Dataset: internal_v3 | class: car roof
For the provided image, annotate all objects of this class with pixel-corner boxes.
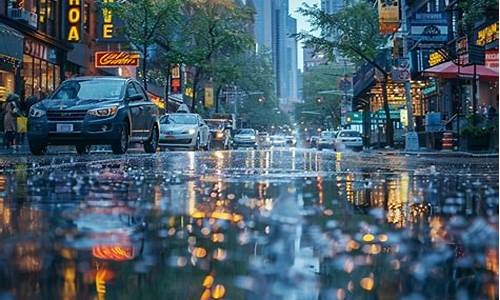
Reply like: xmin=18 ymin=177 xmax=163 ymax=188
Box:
xmin=67 ymin=76 xmax=130 ymax=81
xmin=167 ymin=113 xmax=198 ymax=116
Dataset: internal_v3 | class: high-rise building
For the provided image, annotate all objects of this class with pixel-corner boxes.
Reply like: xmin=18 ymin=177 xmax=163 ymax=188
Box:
xmin=321 ymin=0 xmax=345 ymax=14
xmin=253 ymin=0 xmax=298 ymax=105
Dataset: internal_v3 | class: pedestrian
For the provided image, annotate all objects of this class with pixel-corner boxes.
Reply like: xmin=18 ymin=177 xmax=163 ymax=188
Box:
xmin=3 ymin=94 xmax=20 ymax=149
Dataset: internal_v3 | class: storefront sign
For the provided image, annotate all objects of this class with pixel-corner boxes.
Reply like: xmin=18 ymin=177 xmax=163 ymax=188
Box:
xmin=67 ymin=0 xmax=81 ymax=42
xmin=24 ymin=39 xmax=57 ymax=63
xmin=392 ymin=58 xmax=411 ymax=82
xmin=456 ymin=37 xmax=469 ymax=65
xmin=476 ymin=22 xmax=499 ymax=46
xmin=102 ymin=0 xmax=114 ymax=39
xmin=95 ymin=51 xmax=140 ymax=68
xmin=204 ymin=86 xmax=214 ymax=108
xmin=410 ymin=25 xmax=448 ymax=42
xmin=422 ymin=82 xmax=437 ymax=96
xmin=485 ymin=49 xmax=499 ymax=68
xmin=378 ymin=0 xmax=399 ymax=34
xmin=428 ymin=50 xmax=446 ymax=67
xmin=170 ymin=64 xmax=181 ymax=94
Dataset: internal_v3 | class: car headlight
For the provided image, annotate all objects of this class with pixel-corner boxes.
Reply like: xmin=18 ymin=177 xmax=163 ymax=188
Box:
xmin=250 ymin=136 xmax=255 ymax=140
xmin=29 ymin=107 xmax=46 ymax=118
xmin=88 ymin=106 xmax=118 ymax=117
xmin=215 ymin=132 xmax=224 ymax=138
xmin=187 ymin=128 xmax=196 ymax=135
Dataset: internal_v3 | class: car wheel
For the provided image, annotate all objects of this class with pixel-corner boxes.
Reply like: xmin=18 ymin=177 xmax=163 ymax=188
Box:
xmin=111 ymin=123 xmax=129 ymax=154
xmin=204 ymin=138 xmax=211 ymax=151
xmin=144 ymin=126 xmax=159 ymax=153
xmin=29 ymin=141 xmax=47 ymax=156
xmin=193 ymin=135 xmax=200 ymax=151
xmin=76 ymin=144 xmax=91 ymax=155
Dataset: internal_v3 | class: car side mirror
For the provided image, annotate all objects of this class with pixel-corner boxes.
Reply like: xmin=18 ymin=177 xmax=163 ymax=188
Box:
xmin=127 ymin=94 xmax=143 ymax=102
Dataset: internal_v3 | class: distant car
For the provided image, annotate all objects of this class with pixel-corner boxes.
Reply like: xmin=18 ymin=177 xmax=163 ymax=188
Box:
xmin=285 ymin=135 xmax=297 ymax=146
xmin=205 ymin=119 xmax=232 ymax=149
xmin=308 ymin=136 xmax=319 ymax=148
xmin=257 ymin=131 xmax=271 ymax=148
xmin=159 ymin=113 xmax=210 ymax=150
xmin=233 ymin=128 xmax=257 ymax=149
xmin=27 ymin=76 xmax=160 ymax=155
xmin=317 ymin=131 xmax=337 ymax=151
xmin=270 ymin=135 xmax=287 ymax=147
xmin=335 ymin=130 xmax=363 ymax=151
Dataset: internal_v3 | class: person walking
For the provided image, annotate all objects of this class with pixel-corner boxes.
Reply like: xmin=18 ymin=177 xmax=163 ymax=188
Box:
xmin=3 ymin=94 xmax=20 ymax=149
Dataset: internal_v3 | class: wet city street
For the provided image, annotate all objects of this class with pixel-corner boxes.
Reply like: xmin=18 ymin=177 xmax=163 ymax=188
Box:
xmin=0 ymin=148 xmax=497 ymax=300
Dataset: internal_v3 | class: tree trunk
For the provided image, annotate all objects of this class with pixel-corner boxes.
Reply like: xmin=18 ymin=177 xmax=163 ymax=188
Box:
xmin=164 ymin=63 xmax=171 ymax=113
xmin=215 ymin=85 xmax=223 ymax=113
xmin=381 ymin=75 xmax=394 ymax=147
xmin=191 ymin=70 xmax=200 ymax=112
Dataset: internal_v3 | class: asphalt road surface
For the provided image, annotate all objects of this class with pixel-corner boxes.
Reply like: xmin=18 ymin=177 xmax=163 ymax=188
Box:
xmin=0 ymin=148 xmax=497 ymax=300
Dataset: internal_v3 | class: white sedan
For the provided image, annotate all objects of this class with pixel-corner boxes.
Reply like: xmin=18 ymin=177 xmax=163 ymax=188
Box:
xmin=335 ymin=130 xmax=363 ymax=151
xmin=159 ymin=113 xmax=210 ymax=150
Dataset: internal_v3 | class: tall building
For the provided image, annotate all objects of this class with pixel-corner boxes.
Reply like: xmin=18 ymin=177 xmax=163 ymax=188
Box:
xmin=253 ymin=0 xmax=298 ymax=105
xmin=253 ymin=0 xmax=272 ymax=52
xmin=303 ymin=46 xmax=328 ymax=72
xmin=321 ymin=0 xmax=345 ymax=14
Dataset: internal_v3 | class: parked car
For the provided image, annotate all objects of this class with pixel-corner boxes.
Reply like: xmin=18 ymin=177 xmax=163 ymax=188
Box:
xmin=27 ymin=76 xmax=160 ymax=155
xmin=257 ymin=131 xmax=271 ymax=148
xmin=335 ymin=130 xmax=363 ymax=151
xmin=317 ymin=131 xmax=337 ymax=151
xmin=233 ymin=128 xmax=257 ymax=149
xmin=285 ymin=135 xmax=297 ymax=147
xmin=270 ymin=135 xmax=287 ymax=147
xmin=159 ymin=113 xmax=210 ymax=150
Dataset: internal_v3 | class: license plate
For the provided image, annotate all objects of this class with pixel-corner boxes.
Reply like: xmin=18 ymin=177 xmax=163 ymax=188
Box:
xmin=165 ymin=135 xmax=176 ymax=140
xmin=56 ymin=123 xmax=73 ymax=132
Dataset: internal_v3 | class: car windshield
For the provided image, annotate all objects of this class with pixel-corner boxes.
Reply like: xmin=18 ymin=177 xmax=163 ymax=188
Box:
xmin=161 ymin=115 xmax=198 ymax=125
xmin=52 ymin=79 xmax=124 ymax=100
xmin=272 ymin=136 xmax=285 ymax=140
xmin=321 ymin=132 xmax=335 ymax=138
xmin=236 ymin=129 xmax=255 ymax=135
xmin=206 ymin=121 xmax=226 ymax=130
xmin=339 ymin=131 xmax=361 ymax=137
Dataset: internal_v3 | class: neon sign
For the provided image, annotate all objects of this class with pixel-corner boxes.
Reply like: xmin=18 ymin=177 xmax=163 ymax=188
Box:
xmin=67 ymin=0 xmax=81 ymax=42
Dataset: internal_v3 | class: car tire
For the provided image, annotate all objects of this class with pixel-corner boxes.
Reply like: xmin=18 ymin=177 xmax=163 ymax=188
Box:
xmin=204 ymin=138 xmax=211 ymax=151
xmin=29 ymin=141 xmax=47 ymax=156
xmin=144 ymin=125 xmax=159 ymax=153
xmin=193 ymin=135 xmax=200 ymax=151
xmin=111 ymin=123 xmax=129 ymax=154
xmin=76 ymin=144 xmax=91 ymax=155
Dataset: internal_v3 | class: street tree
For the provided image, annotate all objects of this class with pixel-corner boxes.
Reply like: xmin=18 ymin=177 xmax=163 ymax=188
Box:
xmin=295 ymin=65 xmax=344 ymax=131
xmin=297 ymin=1 xmax=396 ymax=147
xmin=178 ymin=0 xmax=254 ymax=112
xmin=104 ymin=0 xmax=181 ymax=89
xmin=219 ymin=49 xmax=288 ymax=129
xmin=459 ymin=0 xmax=498 ymax=32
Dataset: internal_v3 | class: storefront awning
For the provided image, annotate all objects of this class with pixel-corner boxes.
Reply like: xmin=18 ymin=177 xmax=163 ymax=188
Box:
xmin=423 ymin=61 xmax=499 ymax=81
xmin=0 ymin=23 xmax=23 ymax=61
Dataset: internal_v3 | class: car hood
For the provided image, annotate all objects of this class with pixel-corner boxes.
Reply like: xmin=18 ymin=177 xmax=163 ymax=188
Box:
xmin=37 ymin=98 xmax=121 ymax=111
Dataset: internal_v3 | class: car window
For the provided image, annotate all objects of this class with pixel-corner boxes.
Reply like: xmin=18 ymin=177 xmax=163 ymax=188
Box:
xmin=133 ymin=82 xmax=148 ymax=101
xmin=339 ymin=131 xmax=361 ymax=137
xmin=52 ymin=79 xmax=124 ymax=101
xmin=320 ymin=132 xmax=335 ymax=138
xmin=126 ymin=83 xmax=139 ymax=99
xmin=236 ymin=129 xmax=255 ymax=135
xmin=160 ymin=114 xmax=198 ymax=124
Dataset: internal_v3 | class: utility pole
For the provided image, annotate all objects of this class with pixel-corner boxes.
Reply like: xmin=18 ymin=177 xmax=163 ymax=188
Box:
xmin=401 ymin=0 xmax=419 ymax=151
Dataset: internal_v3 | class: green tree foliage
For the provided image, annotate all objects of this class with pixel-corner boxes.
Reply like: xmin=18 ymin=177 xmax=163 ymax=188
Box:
xmin=297 ymin=0 xmax=395 ymax=146
xmin=103 ymin=0 xmax=181 ymax=89
xmin=228 ymin=50 xmax=288 ymax=128
xmin=178 ymin=0 xmax=254 ymax=111
xmin=296 ymin=1 xmax=387 ymax=66
xmin=459 ymin=0 xmax=498 ymax=31
xmin=295 ymin=65 xmax=344 ymax=131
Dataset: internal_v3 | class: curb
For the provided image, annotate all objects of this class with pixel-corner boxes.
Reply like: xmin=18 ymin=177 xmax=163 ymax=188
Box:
xmin=380 ymin=150 xmax=499 ymax=158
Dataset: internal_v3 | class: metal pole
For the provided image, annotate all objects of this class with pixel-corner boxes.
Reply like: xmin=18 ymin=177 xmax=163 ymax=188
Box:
xmin=401 ymin=0 xmax=419 ymax=151
xmin=472 ymin=63 xmax=478 ymax=124
xmin=457 ymin=63 xmax=461 ymax=150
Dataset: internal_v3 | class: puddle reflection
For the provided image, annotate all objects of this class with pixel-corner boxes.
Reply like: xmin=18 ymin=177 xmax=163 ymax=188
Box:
xmin=0 ymin=150 xmax=497 ymax=299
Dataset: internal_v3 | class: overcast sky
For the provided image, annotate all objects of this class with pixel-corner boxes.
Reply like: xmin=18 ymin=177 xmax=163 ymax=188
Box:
xmin=290 ymin=0 xmax=320 ymax=71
